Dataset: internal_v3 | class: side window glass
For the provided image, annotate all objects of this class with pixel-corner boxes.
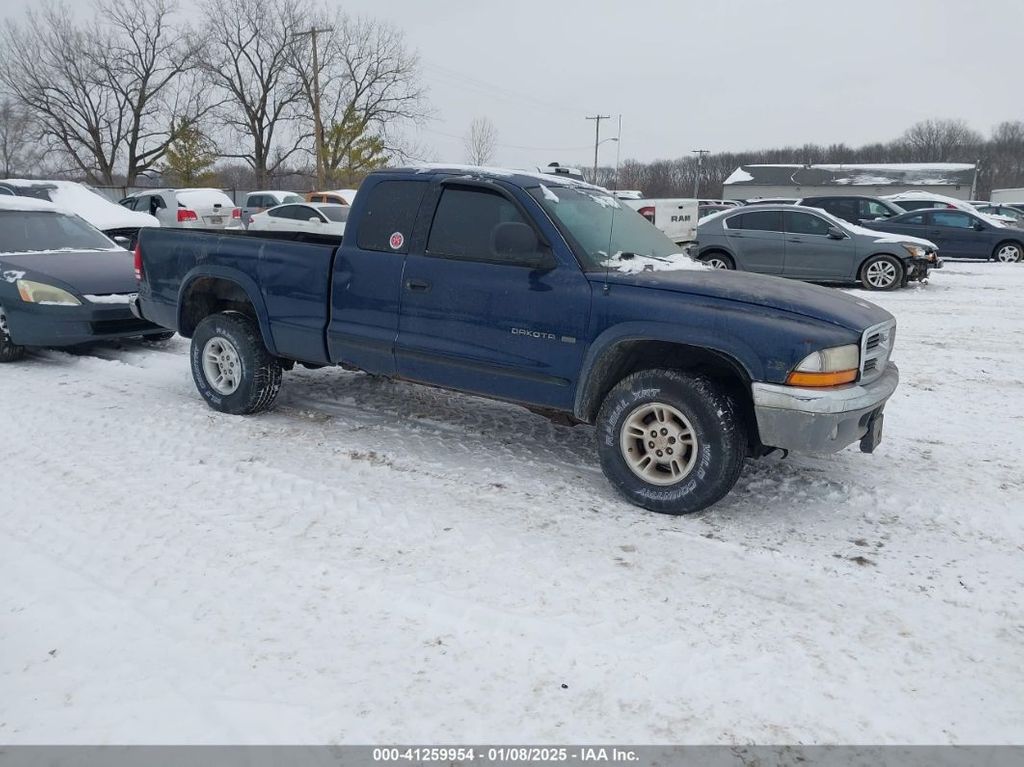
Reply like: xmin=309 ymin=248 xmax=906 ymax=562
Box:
xmin=269 ymin=205 xmax=298 ymax=219
xmin=739 ymin=210 xmax=784 ymax=232
xmin=931 ymin=211 xmax=972 ymax=229
xmin=786 ymin=211 xmax=831 ymax=236
xmin=901 ymin=213 xmax=927 ymax=225
xmin=355 ymin=180 xmax=427 ymax=254
xmin=426 ymin=187 xmax=540 ymax=265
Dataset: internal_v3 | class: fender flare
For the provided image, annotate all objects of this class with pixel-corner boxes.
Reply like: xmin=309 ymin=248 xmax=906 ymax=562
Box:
xmin=573 ymin=321 xmax=764 ymax=421
xmin=177 ymin=265 xmax=278 ymax=356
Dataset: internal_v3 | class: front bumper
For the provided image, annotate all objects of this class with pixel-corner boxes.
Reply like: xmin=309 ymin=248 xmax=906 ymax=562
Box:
xmin=4 ymin=298 xmax=166 ymax=347
xmin=907 ymin=255 xmax=942 ymax=281
xmin=752 ymin=363 xmax=899 ymax=454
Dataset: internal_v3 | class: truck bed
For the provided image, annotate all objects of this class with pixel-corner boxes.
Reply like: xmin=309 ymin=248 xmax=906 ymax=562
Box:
xmin=138 ymin=227 xmax=343 ymax=364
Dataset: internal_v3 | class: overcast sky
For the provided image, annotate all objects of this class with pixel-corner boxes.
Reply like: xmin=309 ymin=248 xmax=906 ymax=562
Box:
xmin=4 ymin=0 xmax=1022 ymax=170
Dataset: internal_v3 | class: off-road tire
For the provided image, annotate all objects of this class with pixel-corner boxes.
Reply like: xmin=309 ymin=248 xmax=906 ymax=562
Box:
xmin=0 ymin=306 xmax=26 ymax=363
xmin=190 ymin=312 xmax=282 ymax=415
xmin=859 ymin=254 xmax=904 ymax=291
xmin=596 ymin=369 xmax=747 ymax=515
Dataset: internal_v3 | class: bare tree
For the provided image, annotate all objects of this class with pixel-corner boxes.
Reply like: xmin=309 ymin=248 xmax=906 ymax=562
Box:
xmin=291 ymin=11 xmax=429 ymax=182
xmin=200 ymin=0 xmax=310 ymax=187
xmin=464 ymin=117 xmax=497 ymax=166
xmin=0 ymin=0 xmax=203 ymax=184
xmin=0 ymin=98 xmax=39 ymax=176
xmin=897 ymin=118 xmax=981 ymax=162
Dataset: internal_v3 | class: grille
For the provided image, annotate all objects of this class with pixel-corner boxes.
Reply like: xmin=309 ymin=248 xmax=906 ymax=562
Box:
xmin=860 ymin=320 xmax=896 ymax=383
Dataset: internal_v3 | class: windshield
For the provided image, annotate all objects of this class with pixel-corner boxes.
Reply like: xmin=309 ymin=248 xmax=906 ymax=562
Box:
xmin=282 ymin=194 xmax=304 ymax=204
xmin=529 ymin=185 xmax=681 ymax=269
xmin=0 ymin=210 xmax=117 ymax=253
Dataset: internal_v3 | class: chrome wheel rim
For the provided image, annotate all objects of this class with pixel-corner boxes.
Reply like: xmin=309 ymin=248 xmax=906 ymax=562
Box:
xmin=706 ymin=257 xmax=730 ymax=269
xmin=619 ymin=402 xmax=699 ymax=486
xmin=0 ymin=308 xmax=9 ymax=338
xmin=996 ymin=245 xmax=1020 ymax=263
xmin=865 ymin=260 xmax=897 ymax=288
xmin=202 ymin=337 xmax=242 ymax=395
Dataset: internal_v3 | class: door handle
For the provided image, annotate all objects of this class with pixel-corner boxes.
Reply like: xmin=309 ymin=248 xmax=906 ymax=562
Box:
xmin=405 ymin=278 xmax=431 ymax=292
xmin=787 ymin=238 xmax=803 ymax=243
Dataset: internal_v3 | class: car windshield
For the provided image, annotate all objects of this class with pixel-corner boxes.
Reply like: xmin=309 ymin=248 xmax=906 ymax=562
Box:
xmin=529 ymin=185 xmax=683 ymax=270
xmin=0 ymin=210 xmax=117 ymax=253
xmin=282 ymin=194 xmax=304 ymax=204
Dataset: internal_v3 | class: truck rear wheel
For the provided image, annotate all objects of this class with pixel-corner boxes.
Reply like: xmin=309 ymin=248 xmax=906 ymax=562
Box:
xmin=0 ymin=306 xmax=26 ymax=363
xmin=596 ymin=369 xmax=747 ymax=514
xmin=190 ymin=312 xmax=282 ymax=414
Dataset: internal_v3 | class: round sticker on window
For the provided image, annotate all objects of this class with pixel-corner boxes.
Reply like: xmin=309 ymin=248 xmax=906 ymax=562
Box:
xmin=389 ymin=232 xmax=405 ymax=250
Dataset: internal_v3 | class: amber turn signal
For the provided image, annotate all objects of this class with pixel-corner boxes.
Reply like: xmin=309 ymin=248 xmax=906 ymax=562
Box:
xmin=786 ymin=369 xmax=858 ymax=387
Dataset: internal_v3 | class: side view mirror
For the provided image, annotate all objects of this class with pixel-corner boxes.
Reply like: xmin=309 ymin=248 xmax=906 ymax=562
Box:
xmin=827 ymin=225 xmax=846 ymax=239
xmin=492 ymin=221 xmax=554 ymax=269
xmin=308 ymin=217 xmax=322 ymax=224
xmin=112 ymin=235 xmax=131 ymax=249
xmin=973 ymin=221 xmax=985 ymax=231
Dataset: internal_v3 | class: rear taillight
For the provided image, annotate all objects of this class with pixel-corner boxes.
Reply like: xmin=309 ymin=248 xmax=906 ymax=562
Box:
xmin=231 ymin=207 xmax=241 ymax=219
xmin=133 ymin=243 xmax=143 ymax=282
xmin=177 ymin=209 xmax=198 ymax=222
xmin=638 ymin=205 xmax=656 ymax=223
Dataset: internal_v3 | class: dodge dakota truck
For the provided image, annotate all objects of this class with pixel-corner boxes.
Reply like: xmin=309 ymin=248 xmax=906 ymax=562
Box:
xmin=133 ymin=165 xmax=899 ymax=514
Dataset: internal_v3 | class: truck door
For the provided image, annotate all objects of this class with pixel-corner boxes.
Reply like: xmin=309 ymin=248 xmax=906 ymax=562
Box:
xmin=396 ymin=181 xmax=592 ymax=411
xmin=325 ymin=178 xmax=430 ymax=375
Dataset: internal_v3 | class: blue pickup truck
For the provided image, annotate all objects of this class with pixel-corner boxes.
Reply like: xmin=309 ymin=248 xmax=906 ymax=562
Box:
xmin=133 ymin=166 xmax=899 ymax=514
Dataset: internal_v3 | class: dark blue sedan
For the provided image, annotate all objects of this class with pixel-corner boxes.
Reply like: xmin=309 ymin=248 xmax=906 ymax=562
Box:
xmin=861 ymin=208 xmax=1024 ymax=262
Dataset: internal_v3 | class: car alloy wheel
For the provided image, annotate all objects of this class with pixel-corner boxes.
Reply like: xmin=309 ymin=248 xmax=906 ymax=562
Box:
xmin=618 ymin=401 xmax=699 ymax=486
xmin=864 ymin=259 xmax=898 ymax=288
xmin=996 ymin=244 xmax=1021 ymax=263
xmin=202 ymin=336 xmax=243 ymax=395
xmin=705 ymin=256 xmax=731 ymax=269
xmin=0 ymin=308 xmax=9 ymax=338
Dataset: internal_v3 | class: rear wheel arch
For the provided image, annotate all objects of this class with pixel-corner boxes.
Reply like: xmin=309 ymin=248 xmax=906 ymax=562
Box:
xmin=178 ymin=275 xmax=273 ymax=351
xmin=575 ymin=339 xmax=760 ymax=451
xmin=699 ymin=248 xmax=735 ymax=269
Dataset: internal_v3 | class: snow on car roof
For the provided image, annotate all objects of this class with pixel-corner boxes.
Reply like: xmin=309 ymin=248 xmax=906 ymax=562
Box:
xmin=0 ymin=195 xmax=63 ymax=213
xmin=176 ymin=188 xmax=235 ymax=207
xmin=1 ymin=178 xmax=158 ymax=230
xmin=412 ymin=163 xmax=605 ymax=191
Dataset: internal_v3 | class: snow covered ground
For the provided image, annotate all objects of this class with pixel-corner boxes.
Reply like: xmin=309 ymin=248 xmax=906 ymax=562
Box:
xmin=2 ymin=262 xmax=1023 ymax=745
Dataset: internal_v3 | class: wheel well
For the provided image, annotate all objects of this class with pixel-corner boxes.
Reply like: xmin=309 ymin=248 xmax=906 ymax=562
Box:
xmin=993 ymin=239 xmax=1023 ymax=255
xmin=579 ymin=341 xmax=760 ymax=450
xmin=859 ymin=252 xmax=904 ymax=277
xmin=700 ymin=248 xmax=733 ymax=264
xmin=179 ymin=277 xmax=258 ymax=338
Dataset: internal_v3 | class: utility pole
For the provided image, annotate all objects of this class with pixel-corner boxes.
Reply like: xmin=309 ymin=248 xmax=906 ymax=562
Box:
xmin=586 ymin=114 xmax=611 ymax=185
xmin=692 ymin=149 xmax=710 ymax=198
xmin=295 ymin=26 xmax=333 ymax=191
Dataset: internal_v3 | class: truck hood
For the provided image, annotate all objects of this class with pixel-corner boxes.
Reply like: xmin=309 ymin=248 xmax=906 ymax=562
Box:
xmin=592 ymin=267 xmax=892 ymax=332
xmin=0 ymin=249 xmax=137 ymax=295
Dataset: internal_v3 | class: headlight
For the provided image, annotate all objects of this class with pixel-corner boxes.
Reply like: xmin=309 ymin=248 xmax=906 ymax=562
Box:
xmin=901 ymin=243 xmax=927 ymax=258
xmin=787 ymin=344 xmax=859 ymax=387
xmin=16 ymin=279 xmax=82 ymax=306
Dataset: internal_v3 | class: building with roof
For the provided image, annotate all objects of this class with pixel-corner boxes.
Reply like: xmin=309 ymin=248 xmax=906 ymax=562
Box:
xmin=721 ymin=163 xmax=977 ymax=201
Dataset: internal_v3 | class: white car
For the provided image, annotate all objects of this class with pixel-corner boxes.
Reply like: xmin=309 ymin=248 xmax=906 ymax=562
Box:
xmin=883 ymin=191 xmax=1015 ymax=226
xmin=248 ymin=202 xmax=348 ymax=235
xmin=118 ymin=188 xmax=241 ymax=229
xmin=1 ymin=178 xmax=158 ymax=246
xmin=241 ymin=190 xmax=304 ymax=228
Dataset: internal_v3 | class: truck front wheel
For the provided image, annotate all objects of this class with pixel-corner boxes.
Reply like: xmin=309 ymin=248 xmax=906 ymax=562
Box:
xmin=190 ymin=312 xmax=282 ymax=415
xmin=596 ymin=369 xmax=747 ymax=514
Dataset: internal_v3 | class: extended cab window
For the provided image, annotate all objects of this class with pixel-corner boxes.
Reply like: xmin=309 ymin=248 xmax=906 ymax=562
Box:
xmin=427 ymin=187 xmax=537 ymax=264
xmin=355 ymin=180 xmax=426 ymax=254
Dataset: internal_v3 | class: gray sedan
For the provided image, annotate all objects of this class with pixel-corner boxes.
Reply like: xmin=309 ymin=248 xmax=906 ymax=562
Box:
xmin=696 ymin=204 xmax=942 ymax=290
